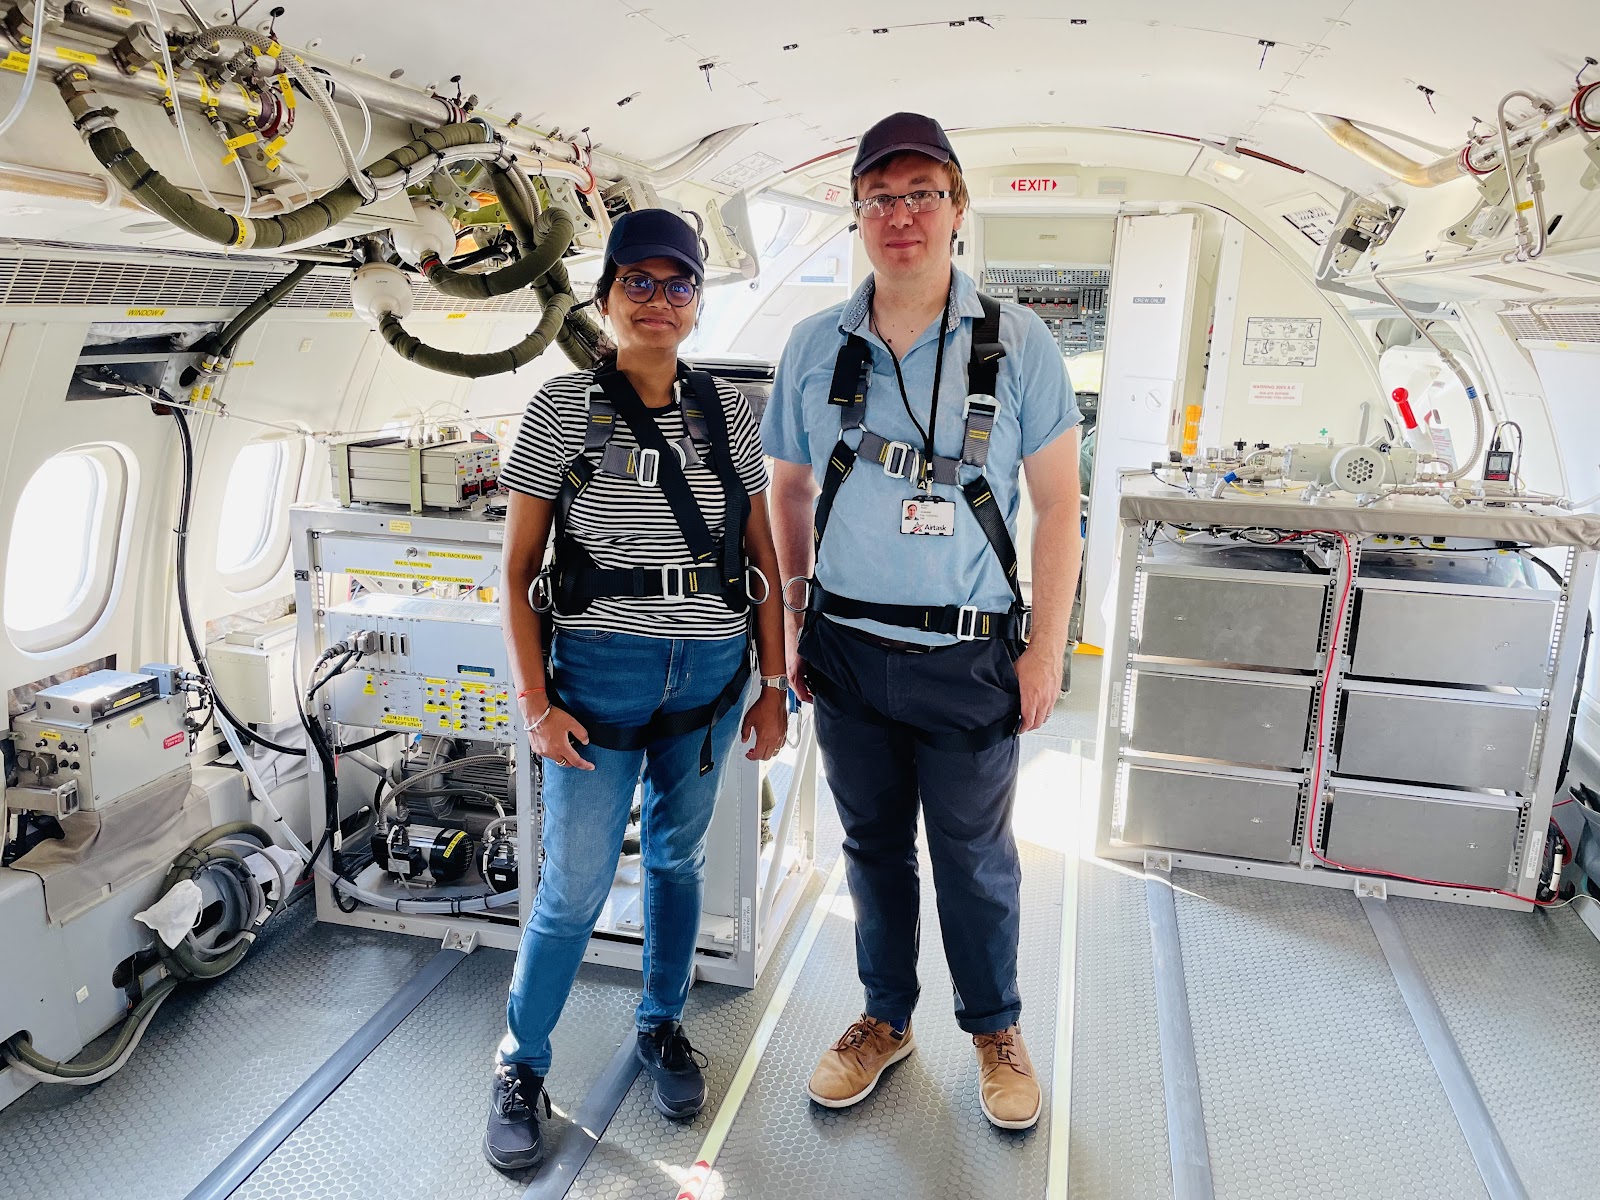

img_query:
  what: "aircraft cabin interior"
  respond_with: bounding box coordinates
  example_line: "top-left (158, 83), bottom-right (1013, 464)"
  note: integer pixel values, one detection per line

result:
top-left (1, 2), bottom-right (1599, 1198)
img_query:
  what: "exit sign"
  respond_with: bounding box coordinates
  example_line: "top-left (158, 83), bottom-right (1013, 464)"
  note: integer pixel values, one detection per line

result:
top-left (993, 176), bottom-right (1079, 196)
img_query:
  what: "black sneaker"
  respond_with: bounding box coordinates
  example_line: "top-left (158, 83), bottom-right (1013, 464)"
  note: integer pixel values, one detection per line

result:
top-left (636, 1022), bottom-right (708, 1119)
top-left (482, 1062), bottom-right (551, 1173)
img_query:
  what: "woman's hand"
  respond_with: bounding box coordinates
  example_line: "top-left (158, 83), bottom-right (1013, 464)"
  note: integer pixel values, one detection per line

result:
top-left (742, 688), bottom-right (790, 760)
top-left (527, 706), bottom-right (594, 771)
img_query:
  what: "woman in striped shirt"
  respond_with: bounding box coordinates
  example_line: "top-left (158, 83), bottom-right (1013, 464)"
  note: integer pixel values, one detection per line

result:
top-left (484, 209), bottom-right (788, 1174)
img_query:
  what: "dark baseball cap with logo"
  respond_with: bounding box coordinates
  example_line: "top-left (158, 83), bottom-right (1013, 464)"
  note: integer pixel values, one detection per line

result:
top-left (852, 112), bottom-right (960, 177)
top-left (604, 208), bottom-right (704, 281)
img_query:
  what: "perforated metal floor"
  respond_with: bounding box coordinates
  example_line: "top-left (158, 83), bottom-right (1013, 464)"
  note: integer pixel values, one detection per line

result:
top-left (0, 898), bottom-right (439, 1200)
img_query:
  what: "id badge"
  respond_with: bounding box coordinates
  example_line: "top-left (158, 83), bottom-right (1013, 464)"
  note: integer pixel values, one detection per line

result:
top-left (901, 496), bottom-right (956, 536)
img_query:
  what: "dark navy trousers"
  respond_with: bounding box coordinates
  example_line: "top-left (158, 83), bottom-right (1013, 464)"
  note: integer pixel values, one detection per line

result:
top-left (800, 616), bottom-right (1023, 1036)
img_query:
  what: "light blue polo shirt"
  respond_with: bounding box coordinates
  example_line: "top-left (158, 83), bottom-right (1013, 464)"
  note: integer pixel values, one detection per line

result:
top-left (763, 267), bottom-right (1079, 646)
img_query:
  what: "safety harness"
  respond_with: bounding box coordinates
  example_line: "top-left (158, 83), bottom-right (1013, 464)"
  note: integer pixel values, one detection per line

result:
top-left (539, 365), bottom-right (752, 774)
top-left (801, 291), bottom-right (1031, 649)
top-left (797, 290), bottom-right (1029, 754)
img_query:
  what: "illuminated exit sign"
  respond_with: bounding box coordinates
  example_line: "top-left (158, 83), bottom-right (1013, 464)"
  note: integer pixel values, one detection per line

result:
top-left (993, 176), bottom-right (1079, 196)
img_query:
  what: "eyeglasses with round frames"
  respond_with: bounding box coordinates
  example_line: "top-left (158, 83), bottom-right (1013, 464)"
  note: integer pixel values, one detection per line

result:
top-left (618, 274), bottom-right (699, 307)
top-left (852, 190), bottom-right (952, 219)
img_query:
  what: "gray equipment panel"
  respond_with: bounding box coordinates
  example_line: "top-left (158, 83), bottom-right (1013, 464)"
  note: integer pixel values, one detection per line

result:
top-left (1129, 670), bottom-right (1312, 768)
top-left (1121, 764), bottom-right (1301, 861)
top-left (1324, 781), bottom-right (1522, 888)
top-left (1338, 689), bottom-right (1538, 794)
top-left (1139, 571), bottom-right (1326, 669)
top-left (1351, 588), bottom-right (1555, 688)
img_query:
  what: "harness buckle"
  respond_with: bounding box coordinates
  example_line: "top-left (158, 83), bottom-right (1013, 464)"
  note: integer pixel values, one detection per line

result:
top-left (745, 564), bottom-right (771, 605)
top-left (1017, 606), bottom-right (1033, 643)
top-left (882, 440), bottom-right (917, 479)
top-left (956, 604), bottom-right (981, 641)
top-left (661, 564), bottom-right (686, 599)
top-left (636, 447), bottom-right (661, 488)
top-left (963, 394), bottom-right (999, 419)
top-left (781, 576), bottom-right (813, 615)
top-left (528, 570), bottom-right (554, 614)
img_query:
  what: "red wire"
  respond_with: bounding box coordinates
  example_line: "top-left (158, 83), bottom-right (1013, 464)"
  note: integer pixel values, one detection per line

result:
top-left (1303, 531), bottom-right (1562, 908)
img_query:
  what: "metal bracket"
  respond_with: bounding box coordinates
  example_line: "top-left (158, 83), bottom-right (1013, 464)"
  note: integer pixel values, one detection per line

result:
top-left (1354, 877), bottom-right (1388, 901)
top-left (1144, 850), bottom-right (1173, 874)
top-left (441, 928), bottom-right (479, 954)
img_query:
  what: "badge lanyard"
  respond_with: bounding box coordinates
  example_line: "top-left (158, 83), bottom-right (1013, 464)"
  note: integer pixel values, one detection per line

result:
top-left (873, 275), bottom-right (954, 498)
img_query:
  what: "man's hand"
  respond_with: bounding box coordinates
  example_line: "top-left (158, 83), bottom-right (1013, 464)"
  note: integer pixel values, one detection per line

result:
top-left (785, 616), bottom-right (813, 704)
top-left (1014, 646), bottom-right (1062, 733)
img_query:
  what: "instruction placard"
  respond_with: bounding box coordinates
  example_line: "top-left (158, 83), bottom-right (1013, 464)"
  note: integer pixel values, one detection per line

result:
top-left (1248, 381), bottom-right (1304, 406)
top-left (1244, 317), bottom-right (1321, 367)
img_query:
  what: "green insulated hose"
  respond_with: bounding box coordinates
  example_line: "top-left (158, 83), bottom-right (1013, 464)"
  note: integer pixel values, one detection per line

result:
top-left (380, 291), bottom-right (575, 378)
top-left (56, 67), bottom-right (493, 250)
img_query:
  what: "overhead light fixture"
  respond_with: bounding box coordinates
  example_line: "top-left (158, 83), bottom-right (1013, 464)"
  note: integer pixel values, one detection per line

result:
top-left (1209, 159), bottom-right (1247, 182)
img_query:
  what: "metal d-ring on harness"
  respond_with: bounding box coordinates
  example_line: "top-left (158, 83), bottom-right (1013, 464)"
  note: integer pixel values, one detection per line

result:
top-left (789, 290), bottom-right (1032, 753)
top-left (534, 364), bottom-right (756, 774)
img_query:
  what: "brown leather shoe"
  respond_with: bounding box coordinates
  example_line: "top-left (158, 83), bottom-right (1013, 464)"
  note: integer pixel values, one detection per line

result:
top-left (806, 1015), bottom-right (915, 1108)
top-left (974, 1026), bottom-right (1042, 1129)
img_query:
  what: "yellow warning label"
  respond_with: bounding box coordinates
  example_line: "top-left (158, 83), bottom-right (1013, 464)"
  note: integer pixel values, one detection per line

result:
top-left (112, 4), bottom-right (134, 15)
top-left (56, 47), bottom-right (98, 65)
top-left (424, 703), bottom-right (446, 714)
top-left (264, 136), bottom-right (286, 156)
top-left (350, 567), bottom-right (475, 584)
top-left (127, 307), bottom-right (168, 317)
top-left (226, 131), bottom-right (259, 150)
top-left (428, 551), bottom-right (484, 561)
top-left (394, 560), bottom-right (433, 569)
top-left (327, 310), bottom-right (354, 319)
top-left (266, 41), bottom-right (282, 57)
top-left (1, 52), bottom-right (28, 73)
top-left (1517, 199), bottom-right (1535, 212)
top-left (390, 520), bottom-right (413, 534)
top-left (363, 680), bottom-right (376, 695)
top-left (232, 360), bottom-right (255, 368)
top-left (446, 313), bottom-right (468, 319)
top-left (131, 714), bottom-right (145, 729)
top-left (112, 693), bottom-right (141, 708)
top-left (278, 74), bottom-right (295, 109)
top-left (39, 729), bottom-right (61, 741)
top-left (382, 714), bottom-right (424, 729)
top-left (424, 677), bottom-right (446, 686)
top-left (221, 151), bottom-right (239, 166)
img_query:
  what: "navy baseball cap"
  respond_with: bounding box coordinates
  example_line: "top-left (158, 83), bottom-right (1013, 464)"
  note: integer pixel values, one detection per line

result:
top-left (604, 208), bottom-right (704, 281)
top-left (852, 112), bottom-right (960, 177)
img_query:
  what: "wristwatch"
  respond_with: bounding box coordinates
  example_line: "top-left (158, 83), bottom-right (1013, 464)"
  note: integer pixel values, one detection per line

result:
top-left (760, 674), bottom-right (789, 693)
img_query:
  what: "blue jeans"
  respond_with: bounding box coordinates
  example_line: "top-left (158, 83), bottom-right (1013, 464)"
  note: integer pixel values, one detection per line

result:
top-left (498, 629), bottom-right (748, 1073)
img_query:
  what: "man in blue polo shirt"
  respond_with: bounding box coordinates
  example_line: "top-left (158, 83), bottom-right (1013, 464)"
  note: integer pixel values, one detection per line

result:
top-left (764, 112), bottom-right (1081, 1130)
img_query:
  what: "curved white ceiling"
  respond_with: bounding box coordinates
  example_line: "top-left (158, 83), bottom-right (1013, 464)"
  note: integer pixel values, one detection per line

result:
top-left (268, 0), bottom-right (1600, 194)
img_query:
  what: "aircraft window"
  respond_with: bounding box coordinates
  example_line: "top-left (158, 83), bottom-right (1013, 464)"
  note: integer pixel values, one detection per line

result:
top-left (4, 446), bottom-right (130, 652)
top-left (216, 438), bottom-right (304, 590)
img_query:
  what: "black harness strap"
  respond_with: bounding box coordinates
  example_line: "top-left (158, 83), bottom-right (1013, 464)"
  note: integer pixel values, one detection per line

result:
top-left (807, 665), bottom-right (1017, 754)
top-left (551, 654), bottom-right (751, 775)
top-left (807, 290), bottom-right (1027, 644)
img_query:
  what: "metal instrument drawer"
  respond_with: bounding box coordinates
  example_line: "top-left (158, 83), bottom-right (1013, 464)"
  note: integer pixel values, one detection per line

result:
top-left (1337, 687), bottom-right (1538, 794)
top-left (1350, 587), bottom-right (1555, 688)
top-left (1120, 763), bottom-right (1301, 862)
top-left (1138, 570), bottom-right (1326, 669)
top-left (1324, 780), bottom-right (1521, 889)
top-left (1128, 669), bottom-right (1312, 768)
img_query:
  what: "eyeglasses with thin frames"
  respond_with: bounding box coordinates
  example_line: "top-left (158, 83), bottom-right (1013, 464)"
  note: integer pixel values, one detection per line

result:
top-left (852, 190), bottom-right (952, 219)
top-left (619, 274), bottom-right (699, 307)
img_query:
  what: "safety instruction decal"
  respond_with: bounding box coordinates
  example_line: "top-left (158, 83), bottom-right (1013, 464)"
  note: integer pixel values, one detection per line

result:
top-left (1244, 317), bottom-right (1321, 367)
top-left (1248, 381), bottom-right (1304, 407)
top-left (381, 714), bottom-right (424, 729)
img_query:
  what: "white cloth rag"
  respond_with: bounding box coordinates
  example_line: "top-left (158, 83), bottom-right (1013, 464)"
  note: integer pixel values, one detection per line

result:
top-left (134, 878), bottom-right (204, 949)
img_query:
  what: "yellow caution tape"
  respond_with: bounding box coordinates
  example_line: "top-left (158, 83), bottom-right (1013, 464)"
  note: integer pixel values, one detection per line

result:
top-left (277, 74), bottom-right (295, 109)
top-left (226, 131), bottom-right (259, 149)
top-left (264, 135), bottom-right (286, 156)
top-left (220, 151), bottom-right (238, 165)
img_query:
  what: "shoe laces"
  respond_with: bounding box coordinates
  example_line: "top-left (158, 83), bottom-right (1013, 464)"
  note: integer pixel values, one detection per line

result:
top-left (497, 1067), bottom-right (553, 1120)
top-left (834, 1015), bottom-right (885, 1055)
top-left (655, 1023), bottom-right (708, 1072)
top-left (976, 1028), bottom-right (1022, 1071)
